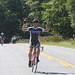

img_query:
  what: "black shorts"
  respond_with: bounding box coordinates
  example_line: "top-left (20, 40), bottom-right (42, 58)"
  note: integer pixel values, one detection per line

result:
top-left (30, 41), bottom-right (40, 48)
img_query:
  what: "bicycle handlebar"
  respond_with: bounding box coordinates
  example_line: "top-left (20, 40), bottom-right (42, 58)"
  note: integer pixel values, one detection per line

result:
top-left (33, 46), bottom-right (44, 52)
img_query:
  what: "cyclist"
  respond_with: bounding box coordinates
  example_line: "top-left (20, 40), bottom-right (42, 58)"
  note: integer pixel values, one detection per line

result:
top-left (22, 19), bottom-right (48, 67)
top-left (0, 32), bottom-right (5, 45)
top-left (11, 35), bottom-right (16, 44)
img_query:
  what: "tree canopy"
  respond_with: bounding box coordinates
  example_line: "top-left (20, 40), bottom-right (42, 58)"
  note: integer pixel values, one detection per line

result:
top-left (0, 0), bottom-right (75, 42)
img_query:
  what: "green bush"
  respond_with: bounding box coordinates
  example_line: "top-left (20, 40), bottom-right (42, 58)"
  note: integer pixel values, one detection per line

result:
top-left (40, 35), bottom-right (63, 42)
top-left (69, 38), bottom-right (75, 45)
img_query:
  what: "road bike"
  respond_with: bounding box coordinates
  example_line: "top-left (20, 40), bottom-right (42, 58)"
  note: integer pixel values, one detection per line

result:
top-left (31, 45), bottom-right (43, 73)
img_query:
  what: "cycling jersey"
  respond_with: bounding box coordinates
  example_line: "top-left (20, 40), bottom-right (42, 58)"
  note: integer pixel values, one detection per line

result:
top-left (27, 27), bottom-right (44, 48)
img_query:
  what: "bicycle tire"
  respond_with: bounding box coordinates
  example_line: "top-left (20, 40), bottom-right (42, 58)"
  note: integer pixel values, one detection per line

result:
top-left (31, 54), bottom-right (38, 73)
top-left (34, 62), bottom-right (38, 73)
top-left (31, 56), bottom-right (36, 72)
top-left (32, 61), bottom-right (34, 72)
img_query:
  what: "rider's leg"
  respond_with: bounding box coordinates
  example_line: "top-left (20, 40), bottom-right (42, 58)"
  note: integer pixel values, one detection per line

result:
top-left (28, 48), bottom-right (33, 67)
top-left (28, 48), bottom-right (33, 61)
top-left (37, 47), bottom-right (40, 62)
top-left (36, 41), bottom-right (40, 62)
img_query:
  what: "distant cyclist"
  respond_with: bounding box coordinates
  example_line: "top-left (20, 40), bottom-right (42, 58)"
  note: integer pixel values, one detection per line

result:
top-left (22, 19), bottom-right (48, 67)
top-left (11, 35), bottom-right (16, 44)
top-left (0, 32), bottom-right (5, 45)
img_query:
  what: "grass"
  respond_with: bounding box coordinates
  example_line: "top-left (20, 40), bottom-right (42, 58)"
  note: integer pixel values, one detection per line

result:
top-left (16, 35), bottom-right (75, 49)
top-left (42, 41), bottom-right (75, 49)
top-left (17, 39), bottom-right (75, 49)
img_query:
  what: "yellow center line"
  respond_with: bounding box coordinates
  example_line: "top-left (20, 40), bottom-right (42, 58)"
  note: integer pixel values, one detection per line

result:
top-left (59, 62), bottom-right (69, 66)
top-left (15, 45), bottom-right (75, 69)
top-left (41, 52), bottom-right (75, 68)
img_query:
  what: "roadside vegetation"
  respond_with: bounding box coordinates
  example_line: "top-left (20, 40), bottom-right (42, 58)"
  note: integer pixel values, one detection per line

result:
top-left (0, 0), bottom-right (75, 43)
top-left (16, 34), bottom-right (75, 49)
top-left (42, 41), bottom-right (75, 49)
top-left (40, 35), bottom-right (75, 49)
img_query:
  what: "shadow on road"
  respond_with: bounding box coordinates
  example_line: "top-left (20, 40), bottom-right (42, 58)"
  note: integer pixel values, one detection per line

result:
top-left (36, 71), bottom-right (75, 75)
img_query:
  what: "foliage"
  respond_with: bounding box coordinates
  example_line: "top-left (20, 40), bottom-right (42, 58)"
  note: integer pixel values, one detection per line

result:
top-left (40, 34), bottom-right (63, 42)
top-left (66, 0), bottom-right (75, 32)
top-left (0, 0), bottom-right (75, 42)
top-left (42, 0), bottom-right (74, 38)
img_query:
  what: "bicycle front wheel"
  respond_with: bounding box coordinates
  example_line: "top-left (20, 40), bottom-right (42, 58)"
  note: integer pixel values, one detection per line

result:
top-left (31, 57), bottom-right (38, 73)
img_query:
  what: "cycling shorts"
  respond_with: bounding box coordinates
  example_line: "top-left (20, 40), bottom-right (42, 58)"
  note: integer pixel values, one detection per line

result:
top-left (30, 41), bottom-right (40, 48)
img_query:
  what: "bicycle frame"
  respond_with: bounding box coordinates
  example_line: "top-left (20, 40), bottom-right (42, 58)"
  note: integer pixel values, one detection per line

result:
top-left (31, 46), bottom-right (43, 73)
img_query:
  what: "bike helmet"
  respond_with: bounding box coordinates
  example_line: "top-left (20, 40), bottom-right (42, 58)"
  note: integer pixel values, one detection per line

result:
top-left (32, 19), bottom-right (39, 23)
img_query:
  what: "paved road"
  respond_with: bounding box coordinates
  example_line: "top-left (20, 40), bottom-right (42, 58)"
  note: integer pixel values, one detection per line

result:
top-left (0, 44), bottom-right (75, 75)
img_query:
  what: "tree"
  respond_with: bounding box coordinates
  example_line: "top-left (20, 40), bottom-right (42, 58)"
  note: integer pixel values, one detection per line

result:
top-left (66, 0), bottom-right (75, 33)
top-left (26, 0), bottom-right (44, 23)
top-left (0, 1), bottom-right (6, 34)
top-left (0, 0), bottom-right (74, 42)
top-left (42, 0), bottom-right (74, 38)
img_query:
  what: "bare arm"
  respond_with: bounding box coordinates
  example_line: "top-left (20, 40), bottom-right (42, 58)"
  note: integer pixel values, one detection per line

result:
top-left (43, 24), bottom-right (49, 32)
top-left (22, 18), bottom-right (29, 32)
top-left (22, 24), bottom-right (28, 32)
top-left (43, 22), bottom-right (49, 32)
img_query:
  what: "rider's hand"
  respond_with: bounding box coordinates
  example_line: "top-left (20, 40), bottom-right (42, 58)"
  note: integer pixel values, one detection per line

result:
top-left (23, 18), bottom-right (27, 28)
top-left (23, 18), bottom-right (27, 24)
top-left (43, 21), bottom-right (47, 25)
top-left (43, 21), bottom-right (48, 28)
top-left (23, 20), bottom-right (26, 24)
top-left (43, 21), bottom-right (48, 32)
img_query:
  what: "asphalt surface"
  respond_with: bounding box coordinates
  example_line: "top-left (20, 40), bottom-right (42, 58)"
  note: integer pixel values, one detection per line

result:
top-left (0, 43), bottom-right (75, 75)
